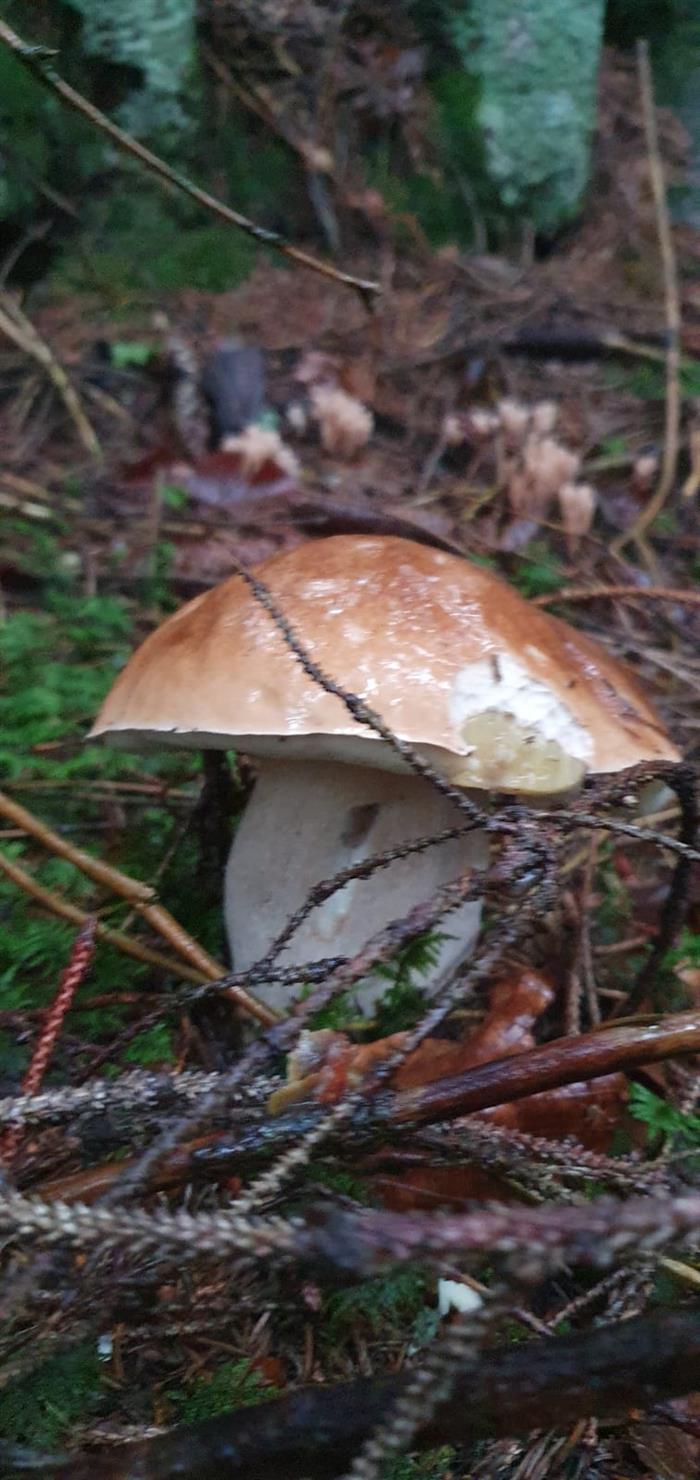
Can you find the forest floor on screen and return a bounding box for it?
[0,47,700,1480]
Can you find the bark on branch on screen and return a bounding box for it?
[23,1310,700,1480]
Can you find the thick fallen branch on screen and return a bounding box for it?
[21,1004,700,1203]
[15,1310,700,1479]
[384,1009,700,1127]
[2,1187,700,1278]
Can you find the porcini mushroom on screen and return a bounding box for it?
[90,536,679,1012]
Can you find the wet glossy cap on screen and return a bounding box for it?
[89,535,679,795]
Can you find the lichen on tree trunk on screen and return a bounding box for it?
[66,0,196,137]
[448,0,605,234]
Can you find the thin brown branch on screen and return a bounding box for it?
[180,861,508,1216]
[95,854,499,1210]
[0,789,275,1025]
[202,43,326,173]
[533,583,700,608]
[612,40,682,555]
[0,848,210,982]
[34,1004,700,1206]
[0,20,379,304]
[95,1042,270,1207]
[0,292,101,457]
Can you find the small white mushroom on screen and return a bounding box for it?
[437,1279,483,1317]
[219,425,300,479]
[531,400,559,436]
[310,384,373,460]
[497,398,531,446]
[558,481,597,539]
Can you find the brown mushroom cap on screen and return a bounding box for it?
[90,535,679,794]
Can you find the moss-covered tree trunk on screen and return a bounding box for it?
[449,0,606,234]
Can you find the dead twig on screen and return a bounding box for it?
[533,583,700,608]
[115,863,496,1213]
[0,848,211,982]
[0,19,379,305]
[3,1185,700,1280]
[202,44,330,177]
[0,291,101,458]
[682,421,700,501]
[579,836,601,1025]
[0,790,275,1026]
[408,1119,664,1195]
[343,1294,504,1480]
[612,41,682,556]
[0,1070,223,1129]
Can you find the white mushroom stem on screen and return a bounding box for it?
[224,759,489,1015]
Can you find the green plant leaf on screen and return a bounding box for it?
[110,340,154,368]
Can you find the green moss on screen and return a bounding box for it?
[51,190,256,299]
[0,1342,103,1448]
[306,928,449,1034]
[325,1266,428,1339]
[510,542,564,599]
[0,570,224,1062]
[606,358,700,401]
[381,1448,456,1480]
[594,852,631,939]
[374,930,451,1035]
[0,590,133,783]
[667,927,700,973]
[0,46,103,223]
[169,1359,281,1424]
[365,138,475,248]
[168,1357,450,1476]
[308,1165,369,1203]
[121,1022,175,1065]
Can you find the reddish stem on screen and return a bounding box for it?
[2,917,96,1163]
